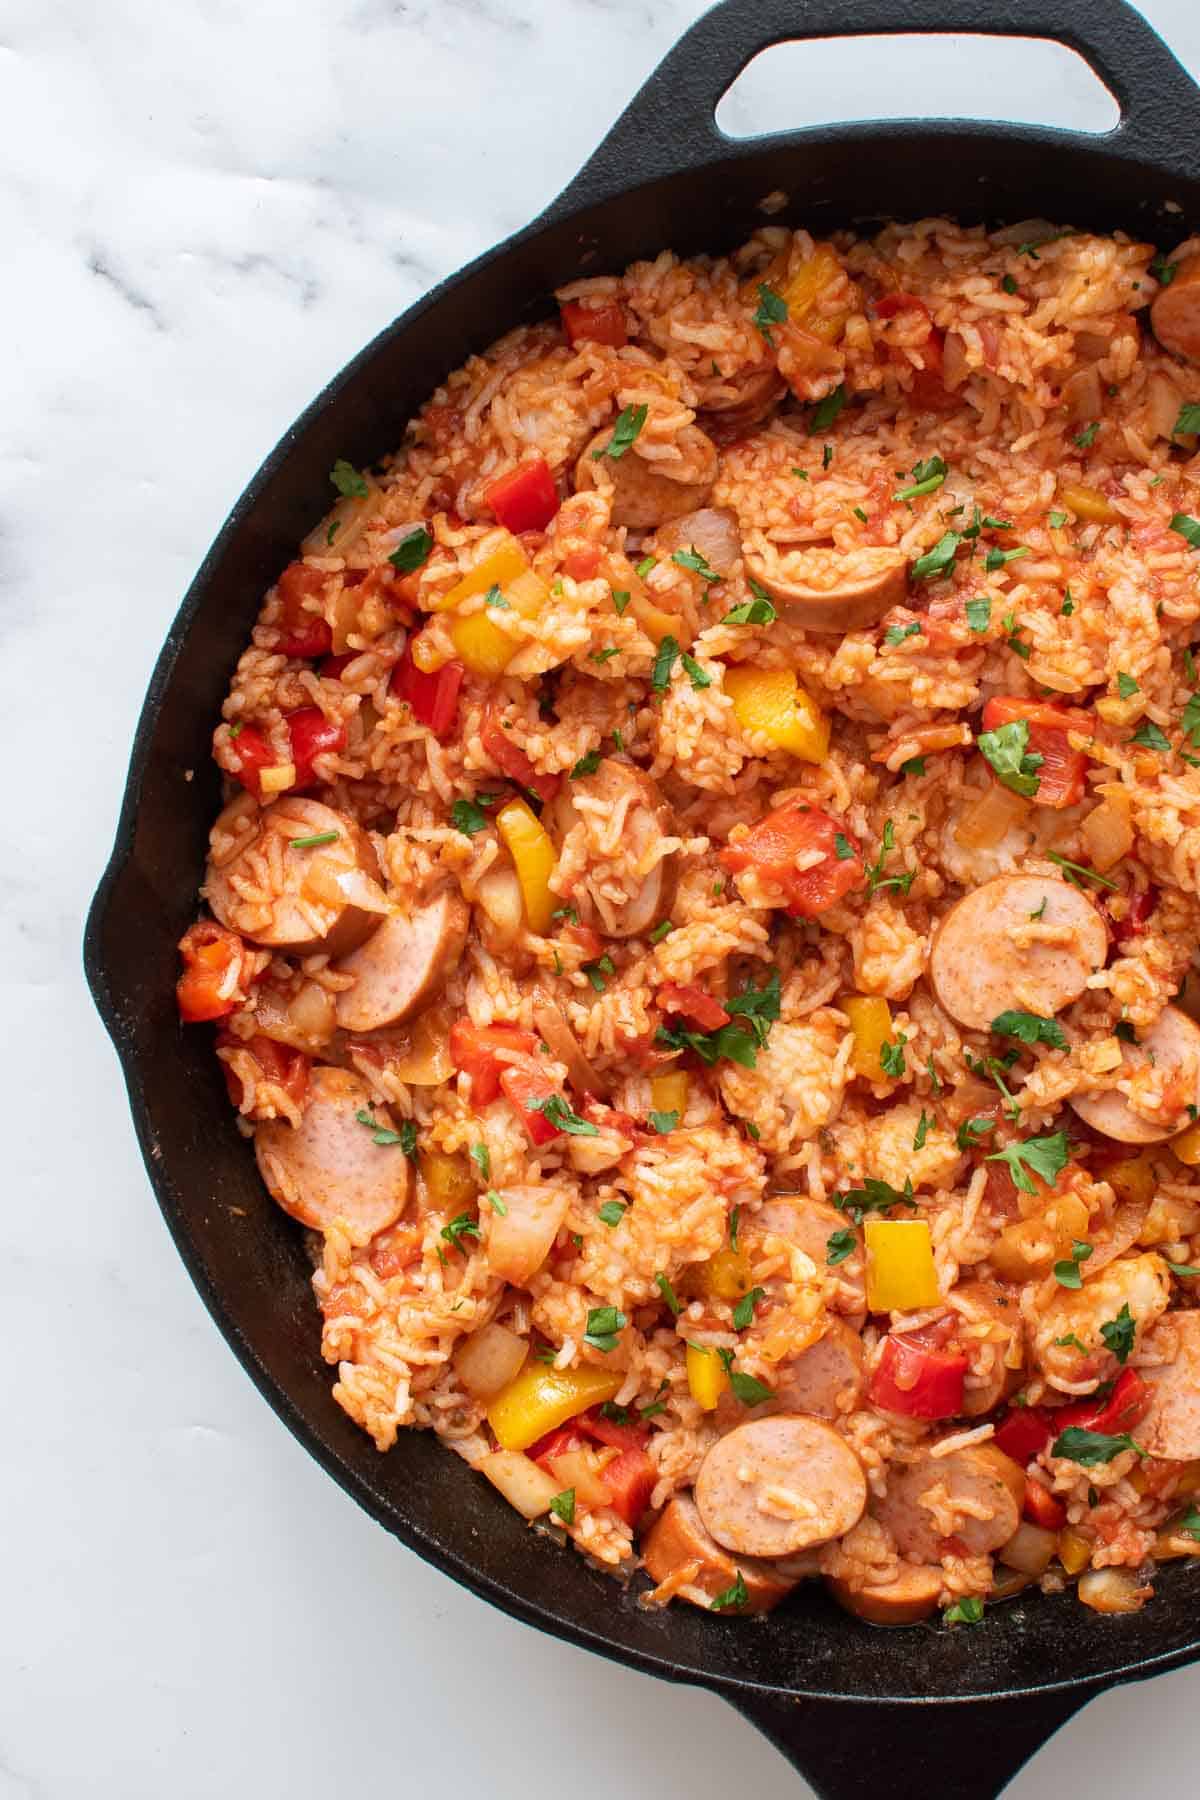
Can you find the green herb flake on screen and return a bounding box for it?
[1002,274,1018,296]
[977,716,1043,798]
[655,1272,682,1316]
[1170,513,1200,550]
[833,832,856,862]
[1116,671,1140,700]
[582,954,616,993]
[835,1176,916,1226]
[672,545,721,584]
[486,1190,507,1216]
[330,459,369,499]
[440,1212,482,1253]
[752,283,788,348]
[1053,1238,1094,1290]
[598,1200,627,1228]
[635,555,657,579]
[709,1572,748,1613]
[723,578,778,626]
[1100,1302,1136,1365]
[289,830,340,849]
[1046,850,1119,890]
[647,1109,680,1135]
[1130,720,1171,752]
[611,588,631,615]
[389,526,433,573]
[1051,1427,1144,1466]
[570,749,602,779]
[809,383,847,434]
[822,443,834,470]
[956,1115,997,1151]
[991,1009,1067,1051]
[651,635,680,693]
[1048,508,1068,529]
[649,919,673,943]
[885,621,923,647]
[549,1488,576,1526]
[943,1596,984,1626]
[826,1227,857,1266]
[913,1110,931,1151]
[732,1287,765,1330]
[1151,255,1179,287]
[894,454,948,502]
[1073,422,1100,450]
[470,1142,491,1182]
[681,652,712,690]
[864,818,915,897]
[879,1033,908,1079]
[901,756,927,777]
[1175,403,1200,436]
[592,403,649,461]
[987,1129,1070,1196]
[911,530,962,583]
[966,595,992,633]
[451,797,489,836]
[583,1305,627,1353]
[526,1093,601,1137]
[354,1108,405,1148]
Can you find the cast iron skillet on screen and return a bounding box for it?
[86,1,1200,1792]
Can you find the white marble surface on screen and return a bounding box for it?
[6,1,1200,1793]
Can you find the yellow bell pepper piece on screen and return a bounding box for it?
[1057,1527,1092,1576]
[450,569,550,679]
[779,246,844,327]
[486,1361,621,1451]
[684,1244,752,1304]
[1058,482,1120,526]
[496,797,557,934]
[686,1343,730,1412]
[650,1070,689,1117]
[864,1218,941,1312]
[420,1149,476,1211]
[1106,1153,1157,1206]
[1172,1122,1200,1167]
[430,536,529,613]
[724,666,830,763]
[842,996,894,1080]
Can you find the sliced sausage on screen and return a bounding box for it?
[827,1560,943,1627]
[1136,1310,1200,1460]
[574,424,718,528]
[743,542,908,634]
[333,889,468,1034]
[929,873,1106,1032]
[1151,256,1200,363]
[1070,1005,1200,1144]
[255,1065,409,1244]
[745,1195,867,1322]
[553,759,678,938]
[486,1183,571,1287]
[951,1280,1024,1417]
[772,1318,865,1419]
[206,793,388,958]
[874,1442,1024,1563]
[641,1494,798,1614]
[651,507,742,578]
[695,1415,867,1558]
[697,366,786,437]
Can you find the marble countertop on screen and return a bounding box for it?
[7,1,1200,1793]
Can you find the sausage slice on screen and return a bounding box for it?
[929,873,1106,1031]
[206,794,388,957]
[874,1442,1023,1563]
[1139,1310,1200,1460]
[743,543,908,634]
[574,424,718,528]
[553,759,678,938]
[651,507,742,578]
[951,1280,1024,1417]
[255,1066,410,1243]
[694,1415,867,1558]
[1151,256,1200,363]
[745,1195,867,1321]
[641,1494,798,1613]
[333,889,469,1034]
[1070,1004,1200,1144]
[772,1318,865,1419]
[827,1560,943,1627]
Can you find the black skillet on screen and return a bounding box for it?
[85,1,1200,1792]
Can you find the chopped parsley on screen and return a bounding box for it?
[582,954,616,992]
[672,546,721,584]
[834,832,856,861]
[894,455,948,502]
[651,635,680,693]
[723,578,777,626]
[570,749,602,779]
[289,830,340,849]
[885,620,923,646]
[1175,403,1200,436]
[486,1190,507,1215]
[583,1306,627,1352]
[635,555,657,579]
[451,797,489,836]
[1053,1238,1094,1289]
[598,1200,627,1227]
[1170,513,1200,550]
[977,716,1043,798]
[834,1176,915,1225]
[526,1093,600,1137]
[732,1287,765,1330]
[826,1227,857,1266]
[716,1347,774,1407]
[913,1110,931,1151]
[991,1010,1067,1050]
[483,586,510,609]
[966,595,992,633]
[656,971,780,1071]
[681,652,712,689]
[611,588,631,615]
[647,1109,679,1135]
[1100,1303,1136,1365]
[1046,850,1118,890]
[440,1213,481,1253]
[911,530,962,583]
[592,403,648,461]
[470,1142,490,1182]
[549,1489,576,1526]
[1151,255,1179,286]
[330,459,368,499]
[389,526,433,573]
[589,647,619,664]
[1002,274,1018,295]
[901,756,926,777]
[354,1108,406,1148]
[956,1115,997,1151]
[1048,508,1068,529]
[709,1572,748,1612]
[865,819,915,896]
[1117,672,1140,699]
[987,1129,1070,1196]
[649,919,673,943]
[822,443,834,470]
[1073,422,1099,450]
[752,282,788,347]
[655,1272,682,1316]
[809,384,846,433]
[1130,720,1171,752]
[880,1032,908,1078]
[943,1597,984,1626]
[985,545,1032,573]
[1051,1427,1144,1466]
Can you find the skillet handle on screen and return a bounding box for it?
[539,0,1200,222]
[730,1684,1102,1800]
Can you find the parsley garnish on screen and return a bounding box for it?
[655,1272,682,1316]
[894,455,948,502]
[715,1347,774,1407]
[1048,508,1068,529]
[354,1108,405,1148]
[289,830,340,849]
[977,717,1043,797]
[911,530,961,582]
[592,404,648,461]
[1053,1238,1093,1289]
[470,1142,490,1182]
[864,819,915,896]
[1170,513,1200,550]
[885,620,923,646]
[649,919,673,943]
[655,971,780,1070]
[834,832,856,861]
[987,1130,1069,1196]
[943,1597,984,1626]
[1117,672,1139,699]
[826,1227,857,1266]
[330,459,368,499]
[570,749,602,778]
[651,635,680,693]
[1046,850,1118,890]
[1002,274,1018,295]
[723,578,777,626]
[1130,720,1171,752]
[672,546,721,584]
[582,954,616,992]
[589,647,619,664]
[647,1109,679,1134]
[966,595,992,632]
[835,1176,915,1225]
[709,1572,748,1612]
[1151,255,1179,286]
[1175,403,1200,436]
[440,1213,481,1253]
[1051,1427,1144,1466]
[809,384,846,433]
[880,1033,908,1078]
[549,1488,576,1525]
[956,1115,997,1150]
[635,555,656,579]
[991,1010,1067,1050]
[389,527,433,573]
[611,588,631,615]
[752,283,788,347]
[681,652,711,689]
[1073,422,1099,450]
[598,1200,627,1227]
[526,1094,600,1136]
[732,1287,765,1330]
[1100,1303,1136,1364]
[451,797,489,836]
[985,545,1031,573]
[913,1110,931,1150]
[583,1306,627,1352]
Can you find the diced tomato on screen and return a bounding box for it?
[449,1019,538,1106]
[320,651,358,681]
[657,984,730,1032]
[1023,1474,1067,1529]
[579,1405,650,1453]
[562,545,602,581]
[1054,1368,1151,1438]
[499,1064,562,1144]
[226,724,275,798]
[564,922,605,961]
[560,299,628,349]
[981,696,1091,809]
[528,1424,589,1468]
[994,1406,1055,1464]
[600,1446,657,1526]
[1109,883,1159,947]
[720,802,865,919]
[391,640,464,738]
[217,1031,309,1111]
[368,1221,425,1279]
[485,456,560,534]
[176,920,254,1022]
[869,1327,967,1420]
[275,562,333,659]
[288,707,347,789]
[480,712,561,803]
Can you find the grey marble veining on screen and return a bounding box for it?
[5,2,1200,1794]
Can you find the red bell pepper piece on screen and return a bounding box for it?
[176,921,253,1022]
[499,1064,563,1144]
[720,802,865,919]
[274,562,333,659]
[560,299,628,349]
[216,1030,309,1110]
[600,1446,657,1526]
[1023,1474,1067,1529]
[994,1406,1055,1465]
[657,984,730,1032]
[390,640,464,739]
[1054,1368,1151,1438]
[528,1424,589,1468]
[226,724,275,798]
[485,456,560,533]
[1109,883,1159,947]
[480,712,561,803]
[579,1406,649,1453]
[981,696,1092,809]
[288,707,347,789]
[448,1020,538,1106]
[869,1327,967,1420]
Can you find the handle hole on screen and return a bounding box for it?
[715,34,1120,138]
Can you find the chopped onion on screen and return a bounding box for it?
[997,1520,1057,1577]
[453,1323,528,1400]
[1063,365,1102,424]
[1077,1566,1148,1614]
[253,980,337,1051]
[1145,372,1183,442]
[477,1450,560,1519]
[954,783,1028,851]
[489,1185,571,1286]
[301,480,379,559]
[533,999,609,1098]
[990,1565,1034,1601]
[546,1446,618,1506]
[942,330,969,391]
[1081,789,1134,873]
[388,1005,454,1086]
[476,865,525,947]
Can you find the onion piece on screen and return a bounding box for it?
[1063,365,1102,424]
[387,1004,454,1086]
[252,979,337,1052]
[453,1323,528,1400]
[942,330,969,391]
[546,1446,619,1506]
[300,479,379,559]
[1077,1566,1149,1614]
[476,864,525,947]
[1081,788,1134,873]
[954,783,1028,851]
[477,1450,560,1519]
[989,1565,1034,1602]
[533,999,610,1098]
[997,1520,1057,1577]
